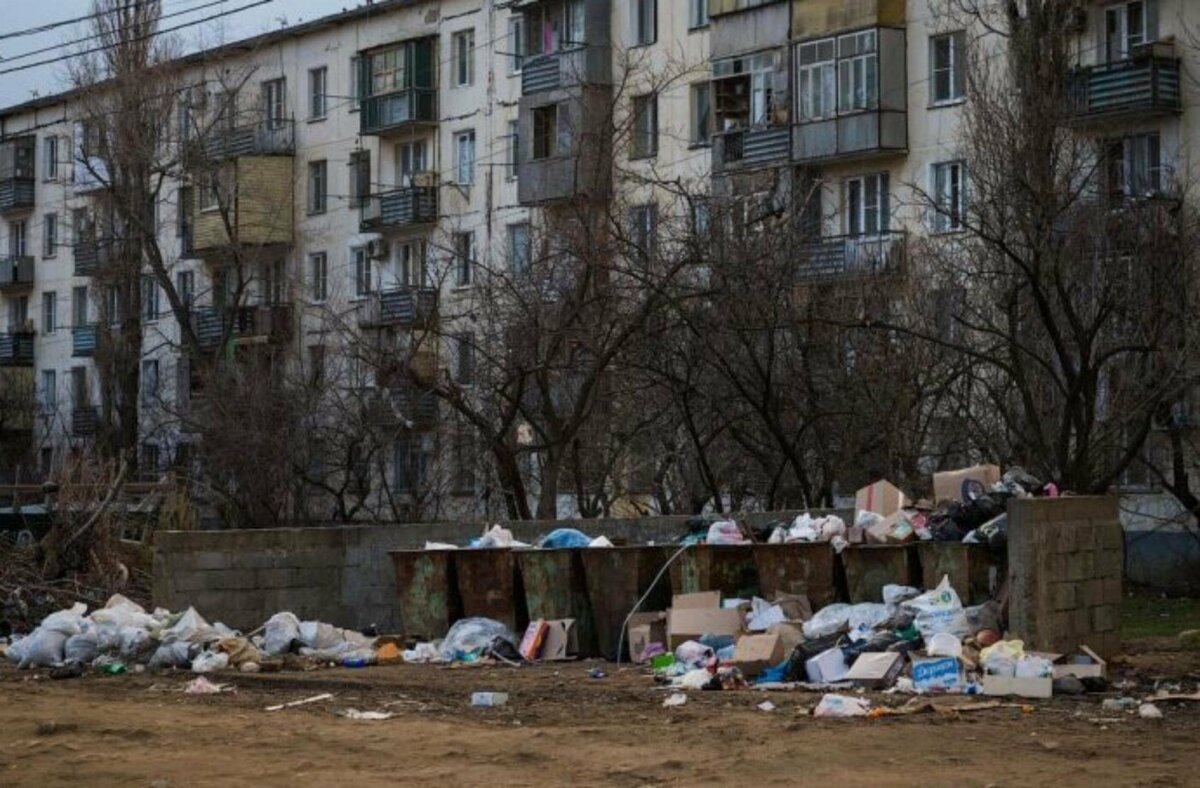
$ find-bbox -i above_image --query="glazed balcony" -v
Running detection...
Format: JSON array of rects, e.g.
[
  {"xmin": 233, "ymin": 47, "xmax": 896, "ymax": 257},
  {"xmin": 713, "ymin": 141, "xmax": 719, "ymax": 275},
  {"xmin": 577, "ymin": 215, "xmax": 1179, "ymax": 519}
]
[
  {"xmin": 360, "ymin": 187, "xmax": 438, "ymax": 232},
  {"xmin": 1068, "ymin": 45, "xmax": 1181, "ymax": 123},
  {"xmin": 0, "ymin": 255, "xmax": 34, "ymax": 292},
  {"xmin": 360, "ymin": 89, "xmax": 438, "ymax": 136},
  {"xmin": 0, "ymin": 136, "xmax": 35, "ymax": 215},
  {"xmin": 359, "ymin": 287, "xmax": 438, "ymax": 329},
  {"xmin": 0, "ymin": 331, "xmax": 34, "ymax": 366},
  {"xmin": 798, "ymin": 231, "xmax": 906, "ymax": 282}
]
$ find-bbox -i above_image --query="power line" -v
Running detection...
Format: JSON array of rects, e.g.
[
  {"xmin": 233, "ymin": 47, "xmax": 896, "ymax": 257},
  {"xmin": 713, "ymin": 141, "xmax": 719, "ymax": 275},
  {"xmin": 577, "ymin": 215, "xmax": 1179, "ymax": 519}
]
[{"xmin": 0, "ymin": 0, "xmax": 274, "ymax": 77}]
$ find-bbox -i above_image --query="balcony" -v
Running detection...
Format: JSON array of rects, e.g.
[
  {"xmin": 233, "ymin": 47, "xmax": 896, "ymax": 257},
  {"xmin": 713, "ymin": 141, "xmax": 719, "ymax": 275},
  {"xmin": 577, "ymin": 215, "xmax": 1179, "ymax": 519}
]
[
  {"xmin": 0, "ymin": 136, "xmax": 35, "ymax": 215},
  {"xmin": 192, "ymin": 304, "xmax": 294, "ymax": 349},
  {"xmin": 192, "ymin": 157, "xmax": 294, "ymax": 252},
  {"xmin": 370, "ymin": 387, "xmax": 438, "ymax": 430},
  {"xmin": 359, "ymin": 288, "xmax": 438, "ymax": 329},
  {"xmin": 797, "ymin": 231, "xmax": 906, "ymax": 282},
  {"xmin": 202, "ymin": 119, "xmax": 295, "ymax": 160},
  {"xmin": 360, "ymin": 187, "xmax": 438, "ymax": 232},
  {"xmin": 793, "ymin": 110, "xmax": 907, "ymax": 164},
  {"xmin": 0, "ymin": 332, "xmax": 34, "ymax": 366},
  {"xmin": 1068, "ymin": 46, "xmax": 1181, "ymax": 122},
  {"xmin": 0, "ymin": 255, "xmax": 34, "ymax": 292},
  {"xmin": 72, "ymin": 325, "xmax": 99, "ymax": 357},
  {"xmin": 73, "ymin": 239, "xmax": 115, "ymax": 276},
  {"xmin": 72, "ymin": 406, "xmax": 98, "ymax": 438},
  {"xmin": 521, "ymin": 46, "xmax": 610, "ymax": 95},
  {"xmin": 713, "ymin": 126, "xmax": 791, "ymax": 172},
  {"xmin": 360, "ymin": 90, "xmax": 438, "ymax": 136}
]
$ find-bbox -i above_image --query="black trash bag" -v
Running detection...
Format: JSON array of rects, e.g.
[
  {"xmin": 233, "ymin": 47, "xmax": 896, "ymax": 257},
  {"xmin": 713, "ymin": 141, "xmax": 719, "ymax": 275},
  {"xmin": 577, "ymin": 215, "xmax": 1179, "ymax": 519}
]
[
  {"xmin": 978, "ymin": 514, "xmax": 1008, "ymax": 556},
  {"xmin": 753, "ymin": 519, "xmax": 788, "ymax": 543},
  {"xmin": 1001, "ymin": 466, "xmax": 1043, "ymax": 496},
  {"xmin": 929, "ymin": 510, "xmax": 968, "ymax": 541},
  {"xmin": 841, "ymin": 632, "xmax": 901, "ymax": 662},
  {"xmin": 952, "ymin": 494, "xmax": 1006, "ymax": 532},
  {"xmin": 482, "ymin": 636, "xmax": 523, "ymax": 663},
  {"xmin": 782, "ymin": 633, "xmax": 844, "ymax": 682}
]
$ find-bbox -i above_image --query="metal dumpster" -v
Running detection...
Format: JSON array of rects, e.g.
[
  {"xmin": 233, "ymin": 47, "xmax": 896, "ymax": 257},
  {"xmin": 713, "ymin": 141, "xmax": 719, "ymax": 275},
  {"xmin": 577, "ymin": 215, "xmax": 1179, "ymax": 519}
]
[
  {"xmin": 454, "ymin": 548, "xmax": 527, "ymax": 633},
  {"xmin": 752, "ymin": 543, "xmax": 838, "ymax": 609},
  {"xmin": 388, "ymin": 548, "xmax": 461, "ymax": 640},
  {"xmin": 839, "ymin": 545, "xmax": 919, "ymax": 602},
  {"xmin": 580, "ymin": 545, "xmax": 673, "ymax": 659},
  {"xmin": 917, "ymin": 542, "xmax": 999, "ymax": 604},
  {"xmin": 669, "ymin": 544, "xmax": 761, "ymax": 598},
  {"xmin": 516, "ymin": 548, "xmax": 598, "ymax": 657}
]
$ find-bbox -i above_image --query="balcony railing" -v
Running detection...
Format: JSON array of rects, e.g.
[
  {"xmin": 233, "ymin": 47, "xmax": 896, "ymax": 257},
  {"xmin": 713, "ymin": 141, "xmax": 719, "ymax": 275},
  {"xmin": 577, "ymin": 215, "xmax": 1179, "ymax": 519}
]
[
  {"xmin": 203, "ymin": 119, "xmax": 295, "ymax": 159},
  {"xmin": 520, "ymin": 46, "xmax": 609, "ymax": 95},
  {"xmin": 713, "ymin": 125, "xmax": 791, "ymax": 171},
  {"xmin": 0, "ymin": 177, "xmax": 34, "ymax": 214},
  {"xmin": 798, "ymin": 231, "xmax": 906, "ymax": 282},
  {"xmin": 360, "ymin": 89, "xmax": 438, "ymax": 135},
  {"xmin": 192, "ymin": 304, "xmax": 294, "ymax": 348},
  {"xmin": 1069, "ymin": 49, "xmax": 1181, "ymax": 120},
  {"xmin": 73, "ymin": 239, "xmax": 115, "ymax": 276},
  {"xmin": 72, "ymin": 325, "xmax": 99, "ymax": 357},
  {"xmin": 72, "ymin": 406, "xmax": 98, "ymax": 437},
  {"xmin": 0, "ymin": 331, "xmax": 34, "ymax": 366},
  {"xmin": 360, "ymin": 187, "xmax": 438, "ymax": 231},
  {"xmin": 0, "ymin": 136, "xmax": 35, "ymax": 214},
  {"xmin": 0, "ymin": 255, "xmax": 34, "ymax": 291},
  {"xmin": 359, "ymin": 287, "xmax": 438, "ymax": 329},
  {"xmin": 370, "ymin": 387, "xmax": 438, "ymax": 429}
]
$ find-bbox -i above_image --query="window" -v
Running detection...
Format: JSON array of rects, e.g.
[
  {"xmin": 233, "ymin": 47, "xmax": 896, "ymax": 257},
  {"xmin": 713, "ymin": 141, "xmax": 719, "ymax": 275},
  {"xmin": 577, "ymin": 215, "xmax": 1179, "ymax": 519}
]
[
  {"xmin": 509, "ymin": 223, "xmax": 531, "ymax": 274},
  {"xmin": 455, "ymin": 332, "xmax": 475, "ymax": 384},
  {"xmin": 453, "ymin": 424, "xmax": 476, "ymax": 494},
  {"xmin": 453, "ymin": 232, "xmax": 474, "ymax": 287},
  {"xmin": 141, "ymin": 276, "xmax": 160, "ymax": 321},
  {"xmin": 532, "ymin": 104, "xmax": 561, "ymax": 159},
  {"xmin": 353, "ymin": 247, "xmax": 372, "ymax": 297},
  {"xmin": 72, "ymin": 286, "xmax": 88, "ymax": 327},
  {"xmin": 507, "ymin": 119, "xmax": 520, "ymax": 179},
  {"xmin": 40, "ymin": 369, "xmax": 56, "ymax": 412},
  {"xmin": 104, "ymin": 285, "xmax": 119, "ymax": 326},
  {"xmin": 398, "ymin": 240, "xmax": 427, "ymax": 287},
  {"xmin": 262, "ymin": 259, "xmax": 285, "ymax": 305},
  {"xmin": 930, "ymin": 32, "xmax": 966, "ymax": 105},
  {"xmin": 689, "ymin": 0, "xmax": 709, "ymax": 29},
  {"xmin": 70, "ymin": 366, "xmax": 88, "ymax": 409},
  {"xmin": 349, "ymin": 151, "xmax": 371, "ymax": 207},
  {"xmin": 43, "ymin": 213, "xmax": 57, "ymax": 257},
  {"xmin": 199, "ymin": 169, "xmax": 223, "ymax": 212},
  {"xmin": 308, "ymin": 67, "xmax": 328, "ymax": 120},
  {"xmin": 1106, "ymin": 1, "xmax": 1152, "ymax": 62},
  {"xmin": 309, "ymin": 252, "xmax": 328, "ymax": 302},
  {"xmin": 176, "ymin": 270, "xmax": 194, "ymax": 309},
  {"xmin": 43, "ymin": 136, "xmax": 58, "ymax": 180},
  {"xmin": 307, "ymin": 160, "xmax": 327, "ymax": 214},
  {"xmin": 509, "ymin": 16, "xmax": 527, "ymax": 74},
  {"xmin": 932, "ymin": 161, "xmax": 966, "ymax": 233},
  {"xmin": 690, "ymin": 83, "xmax": 713, "ymax": 146},
  {"xmin": 176, "ymin": 186, "xmax": 192, "ymax": 242},
  {"xmin": 140, "ymin": 443, "xmax": 160, "ymax": 477},
  {"xmin": 350, "ymin": 56, "xmax": 361, "ymax": 109},
  {"xmin": 396, "ymin": 141, "xmax": 427, "ymax": 187},
  {"xmin": 838, "ymin": 30, "xmax": 878, "ymax": 112},
  {"xmin": 455, "ymin": 130, "xmax": 476, "ymax": 185},
  {"xmin": 394, "ymin": 436, "xmax": 432, "ymax": 494},
  {"xmin": 9, "ymin": 220, "xmax": 27, "ymax": 257},
  {"xmin": 453, "ymin": 29, "xmax": 475, "ymax": 87},
  {"xmin": 263, "ymin": 78, "xmax": 286, "ymax": 129},
  {"xmin": 10, "ymin": 295, "xmax": 28, "ymax": 330},
  {"xmin": 42, "ymin": 292, "xmax": 56, "ymax": 333},
  {"xmin": 1104, "ymin": 133, "xmax": 1162, "ymax": 198},
  {"xmin": 141, "ymin": 359, "xmax": 159, "ymax": 403},
  {"xmin": 631, "ymin": 0, "xmax": 657, "ymax": 46},
  {"xmin": 630, "ymin": 204, "xmax": 657, "ymax": 262},
  {"xmin": 844, "ymin": 173, "xmax": 890, "ymax": 236},
  {"xmin": 631, "ymin": 94, "xmax": 658, "ymax": 158},
  {"xmin": 797, "ymin": 39, "xmax": 836, "ymax": 121}
]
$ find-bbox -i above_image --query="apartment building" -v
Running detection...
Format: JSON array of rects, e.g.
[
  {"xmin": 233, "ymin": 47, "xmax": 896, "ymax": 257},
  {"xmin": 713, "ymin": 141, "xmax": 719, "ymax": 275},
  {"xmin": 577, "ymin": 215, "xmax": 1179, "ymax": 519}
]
[{"xmin": 0, "ymin": 0, "xmax": 1191, "ymax": 514}]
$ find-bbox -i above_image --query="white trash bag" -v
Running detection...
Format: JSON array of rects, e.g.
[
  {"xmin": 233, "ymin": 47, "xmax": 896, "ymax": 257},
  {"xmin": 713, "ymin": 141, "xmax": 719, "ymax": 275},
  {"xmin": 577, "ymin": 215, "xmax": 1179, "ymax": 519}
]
[
  {"xmin": 262, "ymin": 612, "xmax": 302, "ymax": 656},
  {"xmin": 902, "ymin": 576, "xmax": 969, "ymax": 641},
  {"xmin": 813, "ymin": 694, "xmax": 871, "ymax": 718},
  {"xmin": 802, "ymin": 603, "xmax": 852, "ymax": 640}
]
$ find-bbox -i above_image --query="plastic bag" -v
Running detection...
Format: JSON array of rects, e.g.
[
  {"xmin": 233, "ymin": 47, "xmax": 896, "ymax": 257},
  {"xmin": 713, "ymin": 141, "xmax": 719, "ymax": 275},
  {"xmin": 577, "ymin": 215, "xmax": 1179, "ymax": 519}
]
[
  {"xmin": 964, "ymin": 601, "xmax": 1002, "ymax": 634},
  {"xmin": 902, "ymin": 576, "xmax": 969, "ymax": 641},
  {"xmin": 813, "ymin": 694, "xmax": 871, "ymax": 718},
  {"xmin": 402, "ymin": 642, "xmax": 443, "ymax": 663},
  {"xmin": 439, "ymin": 617, "xmax": 517, "ymax": 660},
  {"xmin": 148, "ymin": 641, "xmax": 196, "ymax": 669},
  {"xmin": 537, "ymin": 528, "xmax": 592, "ymax": 549},
  {"xmin": 90, "ymin": 599, "xmax": 155, "ymax": 632},
  {"xmin": 787, "ymin": 514, "xmax": 820, "ymax": 542},
  {"xmin": 846, "ymin": 603, "xmax": 890, "ymax": 642},
  {"xmin": 883, "ymin": 585, "xmax": 920, "ymax": 609},
  {"xmin": 64, "ymin": 632, "xmax": 99, "ymax": 664},
  {"xmin": 927, "ymin": 632, "xmax": 963, "ymax": 658},
  {"xmin": 117, "ymin": 626, "xmax": 153, "ymax": 659},
  {"xmin": 41, "ymin": 603, "xmax": 88, "ymax": 635},
  {"xmin": 589, "ymin": 536, "xmax": 614, "ymax": 548},
  {"xmin": 705, "ymin": 520, "xmax": 747, "ymax": 545},
  {"xmin": 980, "ymin": 639, "xmax": 1025, "ymax": 676},
  {"xmin": 16, "ymin": 628, "xmax": 68, "ymax": 668},
  {"xmin": 1015, "ymin": 655, "xmax": 1052, "ymax": 678},
  {"xmin": 298, "ymin": 621, "xmax": 344, "ymax": 650},
  {"xmin": 262, "ymin": 612, "xmax": 301, "ymax": 656},
  {"xmin": 816, "ymin": 516, "xmax": 847, "ymax": 542},
  {"xmin": 802, "ymin": 603, "xmax": 852, "ymax": 639},
  {"xmin": 473, "ymin": 524, "xmax": 517, "ymax": 548},
  {"xmin": 160, "ymin": 607, "xmax": 215, "ymax": 646},
  {"xmin": 191, "ymin": 650, "xmax": 230, "ymax": 673},
  {"xmin": 674, "ymin": 640, "xmax": 714, "ymax": 668}
]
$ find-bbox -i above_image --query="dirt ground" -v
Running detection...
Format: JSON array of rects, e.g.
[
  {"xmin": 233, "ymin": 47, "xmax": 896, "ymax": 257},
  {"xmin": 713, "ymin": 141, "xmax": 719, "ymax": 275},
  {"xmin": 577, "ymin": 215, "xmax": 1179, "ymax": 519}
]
[{"xmin": 2, "ymin": 644, "xmax": 1200, "ymax": 788}]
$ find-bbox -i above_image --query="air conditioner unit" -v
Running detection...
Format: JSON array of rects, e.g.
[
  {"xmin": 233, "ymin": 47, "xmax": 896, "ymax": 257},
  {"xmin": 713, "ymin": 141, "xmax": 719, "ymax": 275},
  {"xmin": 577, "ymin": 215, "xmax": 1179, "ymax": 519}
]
[
  {"xmin": 367, "ymin": 238, "xmax": 390, "ymax": 260},
  {"xmin": 411, "ymin": 170, "xmax": 438, "ymax": 189}
]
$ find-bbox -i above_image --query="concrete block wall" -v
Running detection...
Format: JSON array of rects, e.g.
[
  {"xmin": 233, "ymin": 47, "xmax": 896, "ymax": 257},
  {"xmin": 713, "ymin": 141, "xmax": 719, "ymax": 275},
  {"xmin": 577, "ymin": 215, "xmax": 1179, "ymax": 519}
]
[{"xmin": 1008, "ymin": 497, "xmax": 1123, "ymax": 658}]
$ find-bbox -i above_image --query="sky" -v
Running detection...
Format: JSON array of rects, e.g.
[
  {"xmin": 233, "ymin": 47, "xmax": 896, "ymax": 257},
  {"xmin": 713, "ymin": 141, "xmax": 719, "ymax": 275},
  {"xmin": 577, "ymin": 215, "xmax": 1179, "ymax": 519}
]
[{"xmin": 0, "ymin": 0, "xmax": 350, "ymax": 109}]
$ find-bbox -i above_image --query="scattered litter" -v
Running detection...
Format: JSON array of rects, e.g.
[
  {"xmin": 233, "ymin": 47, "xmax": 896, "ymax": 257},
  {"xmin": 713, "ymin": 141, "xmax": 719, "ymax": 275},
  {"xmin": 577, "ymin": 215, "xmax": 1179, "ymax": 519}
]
[
  {"xmin": 1138, "ymin": 704, "xmax": 1164, "ymax": 720},
  {"xmin": 184, "ymin": 676, "xmax": 229, "ymax": 695},
  {"xmin": 471, "ymin": 692, "xmax": 509, "ymax": 708},
  {"xmin": 266, "ymin": 693, "xmax": 334, "ymax": 712},
  {"xmin": 662, "ymin": 693, "xmax": 688, "ymax": 708},
  {"xmin": 1102, "ymin": 697, "xmax": 1139, "ymax": 712},
  {"xmin": 338, "ymin": 709, "xmax": 396, "ymax": 721},
  {"xmin": 757, "ymin": 701, "xmax": 776, "ymax": 712},
  {"xmin": 813, "ymin": 694, "xmax": 871, "ymax": 718}
]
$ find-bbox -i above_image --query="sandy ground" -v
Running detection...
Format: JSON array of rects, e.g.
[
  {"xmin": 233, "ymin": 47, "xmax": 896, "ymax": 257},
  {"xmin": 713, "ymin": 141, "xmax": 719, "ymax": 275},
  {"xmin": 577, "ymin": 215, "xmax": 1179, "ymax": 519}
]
[{"xmin": 2, "ymin": 644, "xmax": 1200, "ymax": 788}]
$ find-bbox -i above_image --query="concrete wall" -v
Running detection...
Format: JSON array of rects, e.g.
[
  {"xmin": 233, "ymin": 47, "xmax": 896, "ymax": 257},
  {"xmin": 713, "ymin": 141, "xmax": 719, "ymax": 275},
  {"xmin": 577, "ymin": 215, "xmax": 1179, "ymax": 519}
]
[{"xmin": 1008, "ymin": 497, "xmax": 1123, "ymax": 658}]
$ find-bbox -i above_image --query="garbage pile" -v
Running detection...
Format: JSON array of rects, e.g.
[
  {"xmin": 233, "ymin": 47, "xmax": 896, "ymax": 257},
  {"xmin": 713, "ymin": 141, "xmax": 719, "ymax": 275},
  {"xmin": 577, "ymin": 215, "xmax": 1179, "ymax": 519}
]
[
  {"xmin": 642, "ymin": 575, "xmax": 1106, "ymax": 704},
  {"xmin": 1, "ymin": 594, "xmax": 398, "ymax": 674},
  {"xmin": 425, "ymin": 524, "xmax": 613, "ymax": 551}
]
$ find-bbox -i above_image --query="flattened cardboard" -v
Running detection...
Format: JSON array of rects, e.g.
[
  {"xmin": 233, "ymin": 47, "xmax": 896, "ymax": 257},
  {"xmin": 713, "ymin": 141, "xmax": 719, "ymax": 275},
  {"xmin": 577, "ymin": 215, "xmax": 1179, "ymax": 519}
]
[
  {"xmin": 540, "ymin": 618, "xmax": 578, "ymax": 661},
  {"xmin": 981, "ymin": 675, "xmax": 1052, "ymax": 699},
  {"xmin": 933, "ymin": 464, "xmax": 1001, "ymax": 504},
  {"xmin": 773, "ymin": 593, "xmax": 813, "ymax": 623},
  {"xmin": 627, "ymin": 612, "xmax": 667, "ymax": 664},
  {"xmin": 855, "ymin": 480, "xmax": 910, "ymax": 518},
  {"xmin": 667, "ymin": 607, "xmax": 743, "ymax": 649},
  {"xmin": 731, "ymin": 632, "xmax": 785, "ymax": 678},
  {"xmin": 767, "ymin": 622, "xmax": 805, "ymax": 655},
  {"xmin": 1051, "ymin": 645, "xmax": 1107, "ymax": 680},
  {"xmin": 845, "ymin": 652, "xmax": 904, "ymax": 689},
  {"xmin": 673, "ymin": 591, "xmax": 721, "ymax": 609}
]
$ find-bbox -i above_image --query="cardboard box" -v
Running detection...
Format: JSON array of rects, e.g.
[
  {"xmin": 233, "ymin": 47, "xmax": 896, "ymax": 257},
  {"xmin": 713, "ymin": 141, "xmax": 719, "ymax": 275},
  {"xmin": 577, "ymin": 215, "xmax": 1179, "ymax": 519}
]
[
  {"xmin": 667, "ymin": 607, "xmax": 743, "ymax": 648},
  {"xmin": 911, "ymin": 656, "xmax": 964, "ymax": 693},
  {"xmin": 981, "ymin": 674, "xmax": 1052, "ymax": 699},
  {"xmin": 933, "ymin": 464, "xmax": 1001, "ymax": 504},
  {"xmin": 773, "ymin": 593, "xmax": 813, "ymax": 623},
  {"xmin": 627, "ymin": 612, "xmax": 667, "ymax": 663},
  {"xmin": 731, "ymin": 632, "xmax": 786, "ymax": 677},
  {"xmin": 518, "ymin": 619, "xmax": 549, "ymax": 661},
  {"xmin": 540, "ymin": 619, "xmax": 578, "ymax": 661},
  {"xmin": 673, "ymin": 591, "xmax": 721, "ymax": 609},
  {"xmin": 1051, "ymin": 646, "xmax": 1106, "ymax": 680},
  {"xmin": 845, "ymin": 652, "xmax": 904, "ymax": 689},
  {"xmin": 804, "ymin": 646, "xmax": 849, "ymax": 684},
  {"xmin": 866, "ymin": 510, "xmax": 917, "ymax": 545},
  {"xmin": 855, "ymin": 480, "xmax": 910, "ymax": 517},
  {"xmin": 767, "ymin": 622, "xmax": 805, "ymax": 655}
]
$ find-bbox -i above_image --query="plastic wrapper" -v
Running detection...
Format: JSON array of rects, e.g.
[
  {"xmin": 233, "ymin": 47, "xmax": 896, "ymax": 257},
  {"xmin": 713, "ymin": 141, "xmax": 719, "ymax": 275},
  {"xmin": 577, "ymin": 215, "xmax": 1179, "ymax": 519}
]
[
  {"xmin": 802, "ymin": 603, "xmax": 852, "ymax": 639},
  {"xmin": 705, "ymin": 520, "xmax": 747, "ymax": 545},
  {"xmin": 901, "ymin": 576, "xmax": 969, "ymax": 641},
  {"xmin": 846, "ymin": 603, "xmax": 890, "ymax": 642},
  {"xmin": 674, "ymin": 640, "xmax": 715, "ymax": 667},
  {"xmin": 813, "ymin": 694, "xmax": 871, "ymax": 718},
  {"xmin": 438, "ymin": 617, "xmax": 517, "ymax": 660},
  {"xmin": 537, "ymin": 528, "xmax": 592, "ymax": 549}
]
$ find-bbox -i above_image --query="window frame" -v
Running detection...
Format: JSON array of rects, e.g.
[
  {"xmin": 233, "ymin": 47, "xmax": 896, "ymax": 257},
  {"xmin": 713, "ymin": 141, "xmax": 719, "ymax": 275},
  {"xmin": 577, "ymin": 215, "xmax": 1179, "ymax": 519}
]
[
  {"xmin": 507, "ymin": 119, "xmax": 520, "ymax": 180},
  {"xmin": 40, "ymin": 369, "xmax": 56, "ymax": 413},
  {"xmin": 931, "ymin": 161, "xmax": 967, "ymax": 234},
  {"xmin": 455, "ymin": 129, "xmax": 477, "ymax": 185},
  {"xmin": 42, "ymin": 135, "xmax": 58, "ymax": 181},
  {"xmin": 262, "ymin": 77, "xmax": 287, "ymax": 130},
  {"xmin": 689, "ymin": 82, "xmax": 713, "ymax": 147},
  {"xmin": 453, "ymin": 231, "xmax": 475, "ymax": 288},
  {"xmin": 309, "ymin": 252, "xmax": 329, "ymax": 303},
  {"xmin": 42, "ymin": 291, "xmax": 56, "ymax": 334},
  {"xmin": 688, "ymin": 0, "xmax": 709, "ymax": 30},
  {"xmin": 843, "ymin": 172, "xmax": 890, "ymax": 237},
  {"xmin": 308, "ymin": 66, "xmax": 328, "ymax": 120},
  {"xmin": 509, "ymin": 222, "xmax": 532, "ymax": 274},
  {"xmin": 631, "ymin": 93, "xmax": 658, "ymax": 159},
  {"xmin": 352, "ymin": 246, "xmax": 372, "ymax": 298},
  {"xmin": 349, "ymin": 150, "xmax": 371, "ymax": 208},
  {"xmin": 42, "ymin": 213, "xmax": 57, "ymax": 258},
  {"xmin": 631, "ymin": 0, "xmax": 658, "ymax": 47},
  {"xmin": 307, "ymin": 159, "xmax": 328, "ymax": 215},
  {"xmin": 930, "ymin": 31, "xmax": 966, "ymax": 107},
  {"xmin": 453, "ymin": 28, "xmax": 476, "ymax": 87}
]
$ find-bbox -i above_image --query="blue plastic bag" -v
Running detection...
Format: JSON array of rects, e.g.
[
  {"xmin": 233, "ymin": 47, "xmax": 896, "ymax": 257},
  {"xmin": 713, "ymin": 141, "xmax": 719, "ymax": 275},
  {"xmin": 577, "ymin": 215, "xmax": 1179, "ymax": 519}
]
[{"xmin": 537, "ymin": 528, "xmax": 592, "ymax": 549}]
